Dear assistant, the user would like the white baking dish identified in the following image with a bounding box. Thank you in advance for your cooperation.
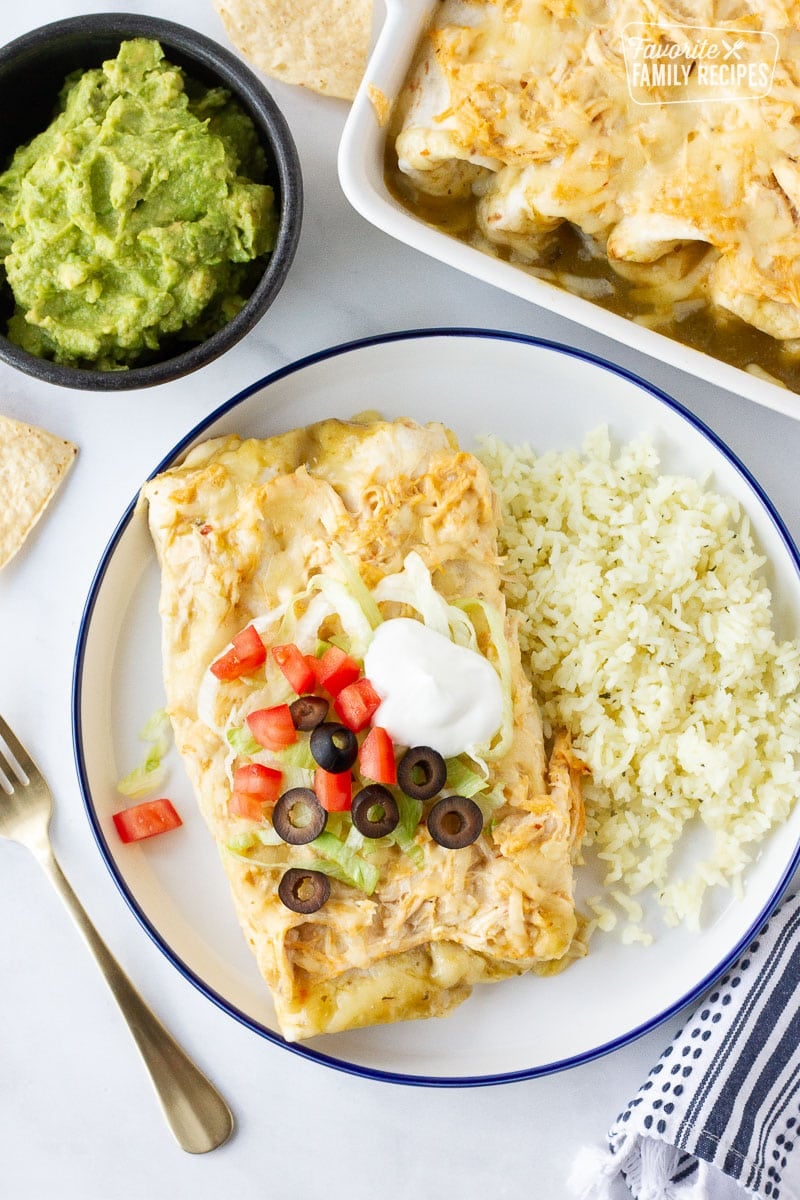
[338,0,800,421]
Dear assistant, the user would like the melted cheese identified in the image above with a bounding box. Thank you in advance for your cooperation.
[395,0,800,340]
[142,417,585,1041]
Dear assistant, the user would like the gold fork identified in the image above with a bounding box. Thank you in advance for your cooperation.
[0,714,234,1153]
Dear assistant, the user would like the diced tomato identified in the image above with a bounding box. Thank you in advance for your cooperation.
[246,704,297,750]
[113,798,182,844]
[272,643,316,695]
[358,726,397,785]
[229,790,268,821]
[305,654,320,683]
[230,763,283,820]
[233,762,283,797]
[210,625,266,681]
[314,766,353,812]
[315,645,361,696]
[334,677,382,732]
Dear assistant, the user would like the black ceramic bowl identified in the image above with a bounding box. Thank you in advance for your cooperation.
[0,14,303,390]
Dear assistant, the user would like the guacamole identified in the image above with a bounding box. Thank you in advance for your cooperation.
[0,39,277,370]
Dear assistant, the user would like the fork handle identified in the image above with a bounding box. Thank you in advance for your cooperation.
[34,842,234,1153]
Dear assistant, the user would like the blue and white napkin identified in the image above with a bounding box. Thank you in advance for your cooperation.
[571,889,800,1200]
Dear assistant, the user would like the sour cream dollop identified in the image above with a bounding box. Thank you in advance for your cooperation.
[363,617,503,758]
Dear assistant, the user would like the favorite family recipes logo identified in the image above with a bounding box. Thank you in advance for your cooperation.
[623,23,778,104]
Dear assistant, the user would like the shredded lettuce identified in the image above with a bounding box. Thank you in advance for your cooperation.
[372,551,477,648]
[117,754,166,798]
[250,606,289,640]
[308,574,374,660]
[279,765,315,791]
[473,792,504,824]
[384,791,424,867]
[231,745,312,786]
[227,826,284,852]
[276,739,316,771]
[443,758,501,825]
[226,726,261,756]
[372,551,449,636]
[326,794,424,870]
[343,821,366,854]
[454,597,514,759]
[309,830,380,895]
[223,847,283,868]
[197,608,287,732]
[139,709,168,743]
[117,708,171,797]
[445,756,490,798]
[225,730,313,790]
[442,758,502,827]
[290,591,336,653]
[323,811,350,841]
[199,550,517,899]
[330,544,383,629]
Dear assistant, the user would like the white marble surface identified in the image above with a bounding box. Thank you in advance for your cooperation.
[1,3,798,1198]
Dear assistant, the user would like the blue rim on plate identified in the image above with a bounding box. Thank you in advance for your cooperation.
[71,327,800,1087]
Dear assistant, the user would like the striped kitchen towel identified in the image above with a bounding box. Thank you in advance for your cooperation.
[570,889,800,1200]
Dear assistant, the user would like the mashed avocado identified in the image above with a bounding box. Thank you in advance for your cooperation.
[0,39,277,369]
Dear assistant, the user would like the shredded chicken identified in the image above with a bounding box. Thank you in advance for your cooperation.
[142,417,584,1041]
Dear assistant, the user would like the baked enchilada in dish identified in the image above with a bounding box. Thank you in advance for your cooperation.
[141,415,584,1041]
[388,0,800,391]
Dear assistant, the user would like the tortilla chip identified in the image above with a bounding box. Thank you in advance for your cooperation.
[214,0,372,101]
[0,416,77,569]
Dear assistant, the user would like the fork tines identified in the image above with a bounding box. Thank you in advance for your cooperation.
[0,715,33,790]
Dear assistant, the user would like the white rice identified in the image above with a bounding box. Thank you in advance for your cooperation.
[478,427,800,935]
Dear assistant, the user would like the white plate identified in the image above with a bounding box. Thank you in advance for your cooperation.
[338,0,800,422]
[73,330,800,1085]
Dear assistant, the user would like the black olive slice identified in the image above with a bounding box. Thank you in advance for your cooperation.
[397,746,447,800]
[272,787,327,844]
[310,721,358,773]
[351,785,400,838]
[427,795,483,849]
[290,694,329,731]
[278,868,331,914]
